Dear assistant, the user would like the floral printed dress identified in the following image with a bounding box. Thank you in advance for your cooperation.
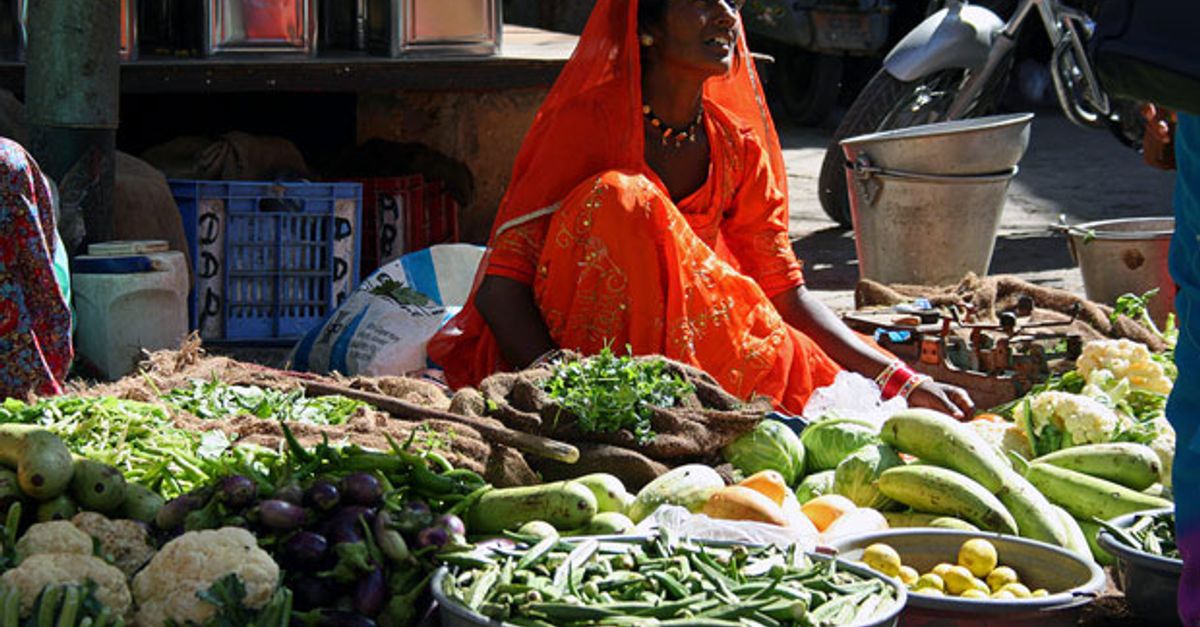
[0,138,71,398]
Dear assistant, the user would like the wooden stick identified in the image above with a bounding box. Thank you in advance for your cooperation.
[301,380,580,464]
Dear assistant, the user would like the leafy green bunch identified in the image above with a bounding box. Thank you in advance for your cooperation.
[541,347,695,445]
[163,379,367,426]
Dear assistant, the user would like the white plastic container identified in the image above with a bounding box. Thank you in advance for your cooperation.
[72,241,189,381]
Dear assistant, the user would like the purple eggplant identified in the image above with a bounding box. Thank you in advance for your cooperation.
[437,514,466,537]
[390,501,433,534]
[257,499,308,531]
[274,481,304,505]
[154,493,205,530]
[353,568,386,617]
[217,475,256,509]
[339,473,382,506]
[288,575,335,611]
[284,530,329,564]
[306,480,340,512]
[415,525,450,550]
[325,506,375,545]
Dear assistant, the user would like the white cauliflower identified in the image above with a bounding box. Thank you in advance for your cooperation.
[72,512,156,577]
[1076,339,1173,395]
[1013,391,1131,448]
[968,419,1033,463]
[15,521,93,562]
[1,553,131,618]
[132,527,279,627]
[1146,416,1176,488]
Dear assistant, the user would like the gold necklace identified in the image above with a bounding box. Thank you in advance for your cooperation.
[643,104,704,148]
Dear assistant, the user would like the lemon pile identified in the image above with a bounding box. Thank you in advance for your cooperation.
[860,539,1050,600]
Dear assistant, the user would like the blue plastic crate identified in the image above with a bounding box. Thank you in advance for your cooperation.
[172,180,362,342]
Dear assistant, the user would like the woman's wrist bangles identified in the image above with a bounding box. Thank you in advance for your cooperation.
[875,360,932,400]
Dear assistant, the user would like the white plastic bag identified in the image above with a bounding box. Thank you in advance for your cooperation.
[632,505,818,551]
[802,371,907,428]
[289,244,484,376]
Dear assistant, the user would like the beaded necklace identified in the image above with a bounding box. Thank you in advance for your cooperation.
[643,104,704,148]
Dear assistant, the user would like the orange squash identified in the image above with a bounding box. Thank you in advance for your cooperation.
[737,470,789,505]
[702,486,788,526]
[800,494,857,531]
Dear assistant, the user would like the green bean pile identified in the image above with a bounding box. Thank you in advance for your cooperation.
[1099,510,1179,560]
[440,533,900,627]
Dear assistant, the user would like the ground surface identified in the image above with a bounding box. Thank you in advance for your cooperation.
[779,107,1178,311]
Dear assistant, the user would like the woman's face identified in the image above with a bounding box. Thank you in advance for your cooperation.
[643,0,744,79]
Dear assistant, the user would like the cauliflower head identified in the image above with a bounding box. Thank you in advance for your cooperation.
[1014,391,1130,448]
[72,512,156,578]
[1146,416,1176,488]
[15,521,93,563]
[1,553,131,618]
[132,527,279,627]
[968,419,1033,463]
[1077,339,1173,395]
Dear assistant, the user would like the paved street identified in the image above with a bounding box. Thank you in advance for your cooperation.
[779,109,1178,311]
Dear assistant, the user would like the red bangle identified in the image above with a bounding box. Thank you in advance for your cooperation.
[876,360,923,400]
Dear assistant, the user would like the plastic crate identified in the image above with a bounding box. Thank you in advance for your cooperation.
[172,180,362,342]
[353,174,460,276]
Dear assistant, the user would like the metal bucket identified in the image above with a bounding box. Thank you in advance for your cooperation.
[841,113,1034,175]
[846,160,1016,285]
[1058,217,1175,326]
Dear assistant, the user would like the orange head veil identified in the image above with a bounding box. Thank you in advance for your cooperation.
[430,0,788,387]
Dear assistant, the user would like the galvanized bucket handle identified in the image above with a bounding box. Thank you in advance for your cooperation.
[1049,216,1095,264]
[850,155,1018,205]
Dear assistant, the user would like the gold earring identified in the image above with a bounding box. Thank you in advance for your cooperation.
[640,34,654,47]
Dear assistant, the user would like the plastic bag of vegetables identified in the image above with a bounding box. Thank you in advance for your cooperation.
[799,418,880,473]
[722,420,806,485]
[833,444,903,510]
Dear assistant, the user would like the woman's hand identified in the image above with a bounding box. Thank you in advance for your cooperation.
[907,380,975,420]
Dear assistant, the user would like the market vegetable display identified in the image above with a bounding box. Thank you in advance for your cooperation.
[439,533,901,626]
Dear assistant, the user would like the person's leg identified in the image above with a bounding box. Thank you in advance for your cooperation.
[1169,113,1200,626]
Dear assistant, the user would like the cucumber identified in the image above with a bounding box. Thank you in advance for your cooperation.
[467,481,597,534]
[1035,443,1161,491]
[1024,463,1173,521]
[1050,505,1093,563]
[1076,518,1116,566]
[995,468,1069,547]
[69,460,126,515]
[0,426,74,500]
[878,465,1018,535]
[571,474,629,514]
[881,409,1009,493]
[882,511,979,532]
[627,464,724,523]
[35,495,77,523]
[118,484,164,524]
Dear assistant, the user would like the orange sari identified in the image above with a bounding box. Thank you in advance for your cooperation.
[427,0,842,413]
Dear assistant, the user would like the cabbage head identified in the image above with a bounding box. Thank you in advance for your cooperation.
[722,420,806,485]
[833,444,903,510]
[795,470,836,504]
[799,418,881,473]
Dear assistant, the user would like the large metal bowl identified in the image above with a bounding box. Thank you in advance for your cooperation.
[433,536,907,627]
[830,529,1106,627]
[840,113,1035,176]
[1096,507,1181,627]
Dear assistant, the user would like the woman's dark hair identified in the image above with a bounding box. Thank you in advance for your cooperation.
[638,0,668,30]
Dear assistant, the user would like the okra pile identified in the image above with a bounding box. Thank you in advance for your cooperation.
[440,532,900,626]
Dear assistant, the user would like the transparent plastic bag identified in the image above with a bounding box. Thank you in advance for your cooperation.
[632,505,818,551]
[802,371,907,428]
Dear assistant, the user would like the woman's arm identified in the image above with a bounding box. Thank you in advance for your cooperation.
[770,286,975,419]
[474,275,557,369]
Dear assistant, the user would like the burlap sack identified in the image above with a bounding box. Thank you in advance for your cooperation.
[114,152,193,284]
[142,132,310,181]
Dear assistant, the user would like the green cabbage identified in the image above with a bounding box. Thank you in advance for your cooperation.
[799,418,881,473]
[833,444,903,510]
[722,420,806,485]
[795,470,836,504]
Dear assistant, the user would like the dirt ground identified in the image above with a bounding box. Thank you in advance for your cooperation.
[779,106,1178,312]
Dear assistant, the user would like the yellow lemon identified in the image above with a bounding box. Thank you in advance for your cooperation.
[969,577,991,595]
[960,589,989,599]
[931,562,955,578]
[1032,589,1050,598]
[943,566,975,595]
[913,587,945,597]
[991,589,1017,600]
[898,565,919,586]
[986,566,1019,592]
[915,573,945,592]
[958,539,999,578]
[1002,583,1032,599]
[862,543,902,578]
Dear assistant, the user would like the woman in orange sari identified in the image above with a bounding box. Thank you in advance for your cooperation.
[429,0,974,418]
